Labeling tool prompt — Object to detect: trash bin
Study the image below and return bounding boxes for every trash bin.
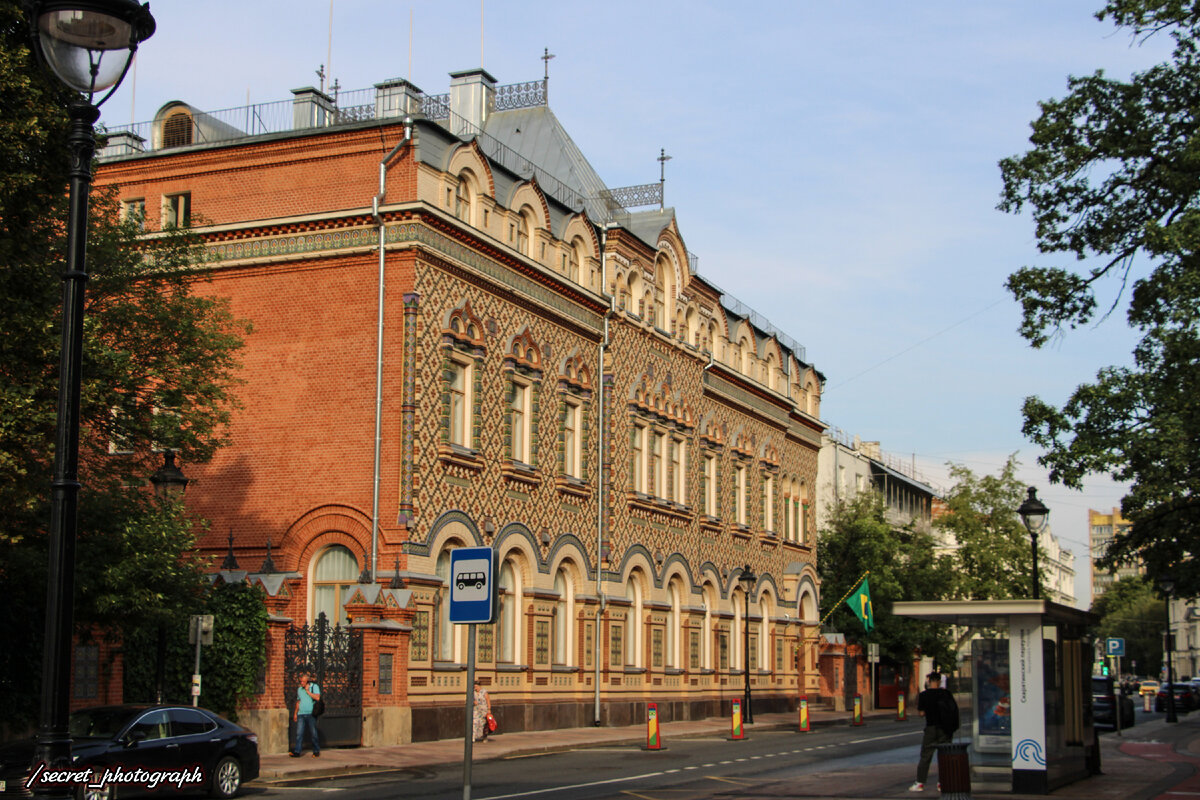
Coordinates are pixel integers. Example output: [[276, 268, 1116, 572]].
[[936, 742, 971, 799]]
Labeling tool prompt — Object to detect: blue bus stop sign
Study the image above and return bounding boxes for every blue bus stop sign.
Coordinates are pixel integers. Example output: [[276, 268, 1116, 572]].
[[449, 546, 497, 624]]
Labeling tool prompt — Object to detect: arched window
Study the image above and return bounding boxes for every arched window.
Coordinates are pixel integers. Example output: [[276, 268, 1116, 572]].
[[161, 110, 192, 148], [702, 583, 717, 670], [435, 551, 454, 661], [667, 579, 682, 669], [499, 559, 521, 663], [568, 237, 584, 283], [759, 594, 774, 673], [799, 481, 809, 544], [553, 569, 573, 665], [311, 544, 359, 625], [455, 175, 472, 222], [734, 586, 746, 671], [517, 208, 533, 255], [625, 574, 643, 668]]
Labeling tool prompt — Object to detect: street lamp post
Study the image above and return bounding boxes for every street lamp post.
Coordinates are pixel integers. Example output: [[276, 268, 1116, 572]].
[[1016, 486, 1049, 600], [1160, 576, 1178, 724], [150, 451, 187, 703], [26, 2, 155, 793], [740, 564, 757, 725]]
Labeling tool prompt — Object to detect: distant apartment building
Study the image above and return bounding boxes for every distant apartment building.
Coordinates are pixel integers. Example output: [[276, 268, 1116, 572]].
[[816, 430, 935, 534], [1089, 508, 1141, 599], [1168, 597, 1200, 680], [1041, 528, 1078, 608]]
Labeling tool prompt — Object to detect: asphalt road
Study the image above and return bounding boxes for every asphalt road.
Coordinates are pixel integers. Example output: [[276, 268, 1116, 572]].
[[250, 718, 928, 800]]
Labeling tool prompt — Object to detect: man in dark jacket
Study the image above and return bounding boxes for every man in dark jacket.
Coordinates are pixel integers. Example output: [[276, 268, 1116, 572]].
[[910, 671, 957, 792]]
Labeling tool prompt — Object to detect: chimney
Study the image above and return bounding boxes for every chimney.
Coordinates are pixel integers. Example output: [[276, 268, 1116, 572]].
[[292, 86, 335, 129], [375, 78, 424, 120], [100, 130, 145, 159], [448, 68, 496, 137]]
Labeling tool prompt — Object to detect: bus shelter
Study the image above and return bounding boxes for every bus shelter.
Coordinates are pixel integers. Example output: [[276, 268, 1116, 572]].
[[893, 600, 1098, 794]]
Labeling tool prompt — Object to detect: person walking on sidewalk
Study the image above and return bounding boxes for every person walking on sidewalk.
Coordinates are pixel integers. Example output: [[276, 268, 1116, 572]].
[[291, 670, 322, 758], [910, 671, 958, 792], [472, 679, 492, 742]]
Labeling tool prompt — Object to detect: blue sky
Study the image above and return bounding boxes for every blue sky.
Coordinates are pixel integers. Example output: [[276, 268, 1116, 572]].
[[97, 1, 1174, 607]]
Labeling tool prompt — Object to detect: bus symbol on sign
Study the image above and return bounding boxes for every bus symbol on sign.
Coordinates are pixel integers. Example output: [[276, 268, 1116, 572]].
[[1105, 637, 1125, 657], [457, 572, 486, 591]]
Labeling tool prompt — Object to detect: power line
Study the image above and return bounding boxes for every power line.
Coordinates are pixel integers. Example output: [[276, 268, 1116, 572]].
[[825, 297, 1006, 393]]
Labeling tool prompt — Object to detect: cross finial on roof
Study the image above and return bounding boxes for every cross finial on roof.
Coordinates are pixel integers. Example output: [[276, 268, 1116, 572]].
[[316, 64, 326, 94], [658, 148, 672, 209], [542, 47, 556, 81]]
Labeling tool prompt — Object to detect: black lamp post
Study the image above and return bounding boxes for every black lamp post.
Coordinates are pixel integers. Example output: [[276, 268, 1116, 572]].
[[26, 1, 155, 792], [150, 451, 186, 704], [1160, 576, 1178, 723], [740, 563, 757, 724], [1016, 486, 1049, 600]]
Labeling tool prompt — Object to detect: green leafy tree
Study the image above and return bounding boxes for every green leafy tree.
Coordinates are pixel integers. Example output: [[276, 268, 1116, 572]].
[[818, 492, 956, 669], [998, 0, 1200, 595], [1091, 576, 1164, 678], [0, 1, 250, 727], [937, 456, 1044, 600], [123, 581, 268, 720]]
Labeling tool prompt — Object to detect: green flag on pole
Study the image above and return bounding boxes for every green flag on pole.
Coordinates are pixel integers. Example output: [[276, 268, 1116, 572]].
[[846, 576, 874, 632]]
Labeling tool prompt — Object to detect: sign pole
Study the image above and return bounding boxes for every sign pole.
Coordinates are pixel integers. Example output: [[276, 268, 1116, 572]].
[[450, 546, 496, 800], [463, 623, 476, 800], [1108, 657, 1118, 738], [191, 615, 202, 707]]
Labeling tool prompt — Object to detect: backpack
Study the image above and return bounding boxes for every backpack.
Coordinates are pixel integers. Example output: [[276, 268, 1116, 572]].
[[937, 690, 959, 734]]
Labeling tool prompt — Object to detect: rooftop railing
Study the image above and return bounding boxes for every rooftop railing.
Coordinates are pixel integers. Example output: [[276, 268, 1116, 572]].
[[99, 76, 813, 379]]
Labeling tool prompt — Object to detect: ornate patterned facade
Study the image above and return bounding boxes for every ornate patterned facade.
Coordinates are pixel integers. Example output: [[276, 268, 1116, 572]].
[[95, 69, 825, 750]]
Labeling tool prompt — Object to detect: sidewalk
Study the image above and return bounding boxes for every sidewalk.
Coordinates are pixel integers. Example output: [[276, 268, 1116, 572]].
[[257, 709, 1200, 800]]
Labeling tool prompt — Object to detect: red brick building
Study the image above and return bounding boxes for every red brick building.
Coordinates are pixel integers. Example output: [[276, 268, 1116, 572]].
[[95, 69, 826, 752]]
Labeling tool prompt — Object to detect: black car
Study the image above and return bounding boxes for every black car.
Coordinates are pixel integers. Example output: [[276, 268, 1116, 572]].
[[1091, 676, 1135, 728], [0, 704, 258, 799], [1156, 683, 1198, 712]]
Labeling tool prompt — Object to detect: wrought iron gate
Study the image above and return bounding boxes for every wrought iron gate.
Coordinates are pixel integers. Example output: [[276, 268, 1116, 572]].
[[284, 613, 363, 747]]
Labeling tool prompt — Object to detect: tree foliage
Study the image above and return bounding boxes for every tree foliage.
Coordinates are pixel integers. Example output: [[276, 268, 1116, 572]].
[[998, 0, 1200, 594], [123, 581, 268, 721], [0, 1, 250, 727], [817, 492, 956, 669], [936, 456, 1045, 600], [1091, 576, 1165, 677]]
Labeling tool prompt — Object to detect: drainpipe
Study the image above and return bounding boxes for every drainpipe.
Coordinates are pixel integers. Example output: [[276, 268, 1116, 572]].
[[368, 116, 413, 582], [595, 222, 618, 726]]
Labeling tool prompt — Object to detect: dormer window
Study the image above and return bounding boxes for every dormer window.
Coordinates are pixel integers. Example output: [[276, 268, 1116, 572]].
[[161, 110, 192, 148], [517, 213, 530, 255]]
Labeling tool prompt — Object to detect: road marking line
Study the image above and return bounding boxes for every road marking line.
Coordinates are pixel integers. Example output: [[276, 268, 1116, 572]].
[[849, 731, 920, 744], [479, 768, 668, 800]]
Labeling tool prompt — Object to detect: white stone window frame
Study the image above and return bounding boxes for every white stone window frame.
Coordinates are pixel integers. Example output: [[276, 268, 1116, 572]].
[[447, 353, 474, 450]]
